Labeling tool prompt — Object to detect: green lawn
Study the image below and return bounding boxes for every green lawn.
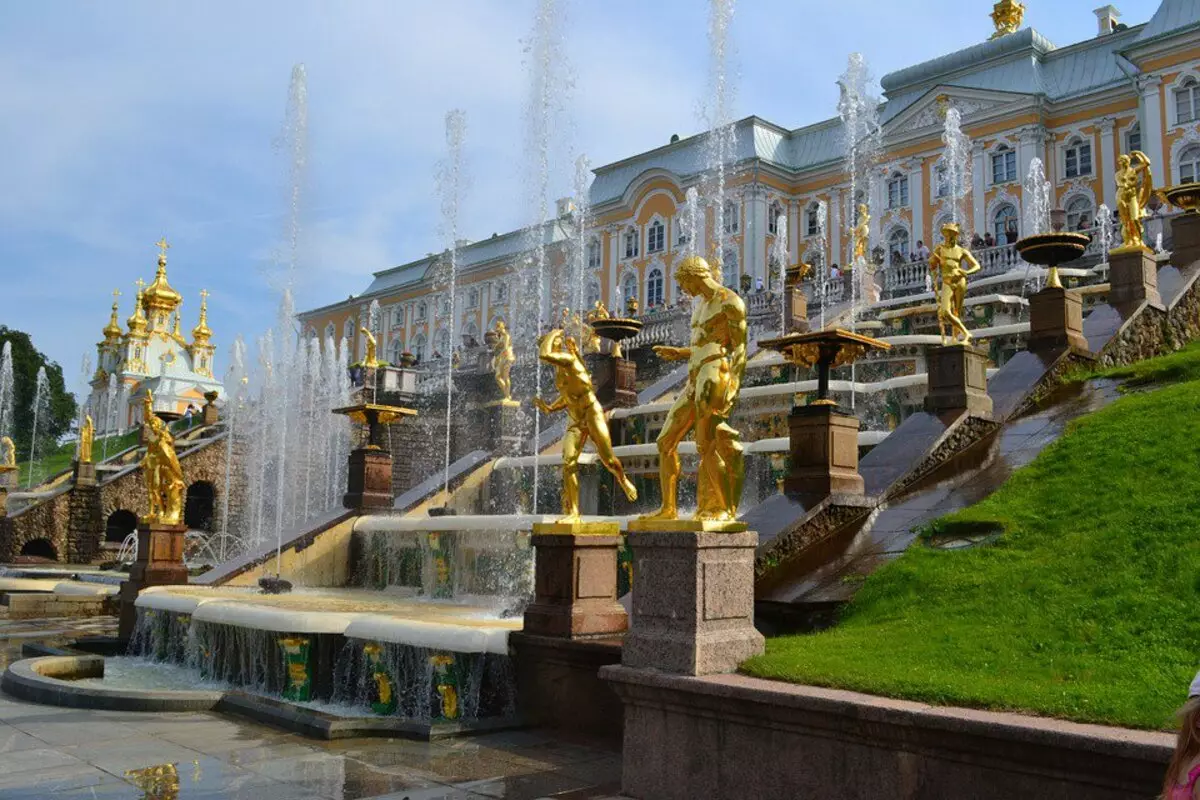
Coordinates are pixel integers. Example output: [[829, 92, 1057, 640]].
[[742, 348, 1200, 730]]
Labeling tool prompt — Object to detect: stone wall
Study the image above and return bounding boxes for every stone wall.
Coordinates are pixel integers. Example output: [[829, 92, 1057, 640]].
[[602, 666, 1171, 800]]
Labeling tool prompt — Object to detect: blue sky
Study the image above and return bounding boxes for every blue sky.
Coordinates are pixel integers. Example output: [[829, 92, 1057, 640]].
[[0, 0, 1161, 398]]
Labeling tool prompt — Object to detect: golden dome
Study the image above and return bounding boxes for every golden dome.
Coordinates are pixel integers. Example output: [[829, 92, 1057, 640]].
[[102, 289, 123, 342], [191, 289, 213, 346]]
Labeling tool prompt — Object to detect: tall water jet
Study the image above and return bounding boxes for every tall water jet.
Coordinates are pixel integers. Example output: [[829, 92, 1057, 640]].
[[700, 0, 737, 277], [0, 342, 13, 443], [772, 214, 788, 334], [436, 109, 468, 497], [941, 106, 972, 234], [25, 367, 49, 489]]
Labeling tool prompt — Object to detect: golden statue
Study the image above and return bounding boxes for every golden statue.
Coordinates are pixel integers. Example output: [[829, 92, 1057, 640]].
[[928, 222, 982, 345], [490, 320, 515, 402], [359, 326, 379, 367], [852, 203, 870, 266], [78, 414, 94, 464], [639, 256, 747, 524], [990, 0, 1025, 39], [1114, 151, 1154, 251], [140, 393, 185, 525], [0, 436, 14, 467], [534, 328, 637, 522]]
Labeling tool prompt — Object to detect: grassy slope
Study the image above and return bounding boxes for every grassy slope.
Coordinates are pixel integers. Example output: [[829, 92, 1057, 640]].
[[742, 348, 1200, 730]]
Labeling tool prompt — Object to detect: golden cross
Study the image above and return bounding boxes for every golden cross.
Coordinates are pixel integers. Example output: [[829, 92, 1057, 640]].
[[155, 237, 170, 259]]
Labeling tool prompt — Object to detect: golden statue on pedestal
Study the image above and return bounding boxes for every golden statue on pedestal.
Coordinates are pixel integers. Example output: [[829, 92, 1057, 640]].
[[637, 256, 747, 526], [535, 328, 637, 522], [490, 320, 515, 403], [359, 326, 379, 367], [1114, 151, 1154, 251], [852, 203, 870, 266], [78, 414, 94, 464], [928, 222, 982, 345], [140, 393, 184, 525]]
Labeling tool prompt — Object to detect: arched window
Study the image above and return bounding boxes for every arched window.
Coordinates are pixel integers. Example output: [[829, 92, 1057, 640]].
[[647, 219, 665, 253], [1125, 122, 1141, 155], [411, 333, 427, 361], [723, 200, 739, 234], [1179, 145, 1200, 183], [887, 228, 910, 263], [1065, 196, 1093, 231], [1064, 136, 1092, 178], [805, 202, 821, 237], [647, 268, 665, 307], [886, 172, 909, 209], [623, 227, 639, 259], [993, 204, 1019, 244], [991, 144, 1017, 184], [1176, 77, 1200, 124], [721, 248, 739, 288], [621, 272, 639, 310], [416, 302, 427, 321], [467, 288, 479, 309], [587, 238, 601, 269], [768, 201, 783, 235], [586, 280, 601, 308], [389, 338, 404, 364]]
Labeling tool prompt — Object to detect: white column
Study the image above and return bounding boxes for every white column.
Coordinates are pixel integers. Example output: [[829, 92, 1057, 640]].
[[830, 188, 843, 267], [1098, 117, 1116, 206], [745, 185, 768, 283], [908, 158, 925, 248], [971, 142, 986, 236], [1139, 75, 1166, 186], [1017, 125, 1047, 187]]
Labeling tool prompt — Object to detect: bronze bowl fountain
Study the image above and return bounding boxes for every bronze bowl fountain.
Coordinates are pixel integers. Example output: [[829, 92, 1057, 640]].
[[1014, 208, 1089, 289]]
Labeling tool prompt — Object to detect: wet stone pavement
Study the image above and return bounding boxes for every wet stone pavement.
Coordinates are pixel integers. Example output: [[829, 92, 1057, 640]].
[[0, 613, 624, 799]]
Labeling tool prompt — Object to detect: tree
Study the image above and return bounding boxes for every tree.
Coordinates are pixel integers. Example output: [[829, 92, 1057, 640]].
[[0, 327, 76, 461]]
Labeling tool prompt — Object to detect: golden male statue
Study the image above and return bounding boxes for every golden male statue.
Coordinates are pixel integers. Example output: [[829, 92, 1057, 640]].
[[140, 393, 185, 525], [928, 222, 982, 345], [1115, 151, 1153, 250], [490, 320, 515, 402], [535, 328, 637, 522], [641, 255, 747, 523], [78, 414, 94, 464]]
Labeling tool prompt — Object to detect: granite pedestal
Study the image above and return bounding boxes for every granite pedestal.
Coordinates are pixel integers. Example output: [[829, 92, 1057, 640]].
[[784, 404, 864, 498], [1028, 286, 1089, 353], [622, 529, 764, 676], [523, 529, 627, 639], [1108, 245, 1161, 308], [1170, 212, 1200, 269], [118, 522, 189, 640], [924, 344, 993, 417], [343, 448, 393, 511]]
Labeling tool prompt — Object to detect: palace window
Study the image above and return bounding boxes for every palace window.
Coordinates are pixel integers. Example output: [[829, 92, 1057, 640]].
[[993, 204, 1019, 244], [991, 145, 1017, 184], [623, 227, 639, 259], [723, 200, 739, 234], [887, 227, 910, 262], [1176, 77, 1200, 124], [886, 172, 909, 209], [647, 268, 665, 307], [621, 272, 639, 309], [1179, 145, 1200, 183], [805, 202, 820, 237], [1065, 196, 1093, 232], [1064, 136, 1092, 178], [647, 219, 665, 253], [768, 201, 783, 235], [1125, 122, 1141, 155], [586, 238, 601, 269]]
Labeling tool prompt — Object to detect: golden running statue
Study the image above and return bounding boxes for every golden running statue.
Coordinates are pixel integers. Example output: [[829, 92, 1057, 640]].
[[1114, 151, 1154, 251], [640, 255, 747, 523], [490, 320, 515, 402], [535, 328, 638, 522], [140, 393, 185, 525], [852, 203, 870, 266], [78, 414, 94, 464], [928, 222, 982, 345], [359, 326, 379, 367], [0, 436, 14, 467]]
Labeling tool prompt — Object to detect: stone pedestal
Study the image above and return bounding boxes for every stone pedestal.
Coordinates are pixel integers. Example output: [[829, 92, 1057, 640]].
[[118, 522, 189, 640], [1170, 212, 1200, 269], [1028, 286, 1089, 353], [343, 448, 394, 511], [784, 286, 810, 334], [622, 530, 764, 676], [1108, 246, 1161, 308], [784, 404, 864, 498], [523, 529, 627, 639], [924, 344, 993, 417]]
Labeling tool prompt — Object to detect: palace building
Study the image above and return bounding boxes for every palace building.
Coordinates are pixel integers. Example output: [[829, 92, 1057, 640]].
[[299, 0, 1200, 365], [88, 241, 223, 432]]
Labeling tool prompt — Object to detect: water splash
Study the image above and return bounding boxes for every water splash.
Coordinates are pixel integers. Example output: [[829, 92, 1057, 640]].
[[26, 367, 49, 489], [436, 109, 468, 497], [700, 0, 737, 278]]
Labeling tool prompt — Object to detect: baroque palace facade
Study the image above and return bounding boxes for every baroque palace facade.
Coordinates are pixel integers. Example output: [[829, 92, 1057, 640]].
[[300, 1, 1200, 364]]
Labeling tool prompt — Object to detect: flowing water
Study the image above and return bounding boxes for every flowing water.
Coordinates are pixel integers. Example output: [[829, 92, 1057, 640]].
[[26, 367, 49, 489], [436, 110, 468, 497]]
